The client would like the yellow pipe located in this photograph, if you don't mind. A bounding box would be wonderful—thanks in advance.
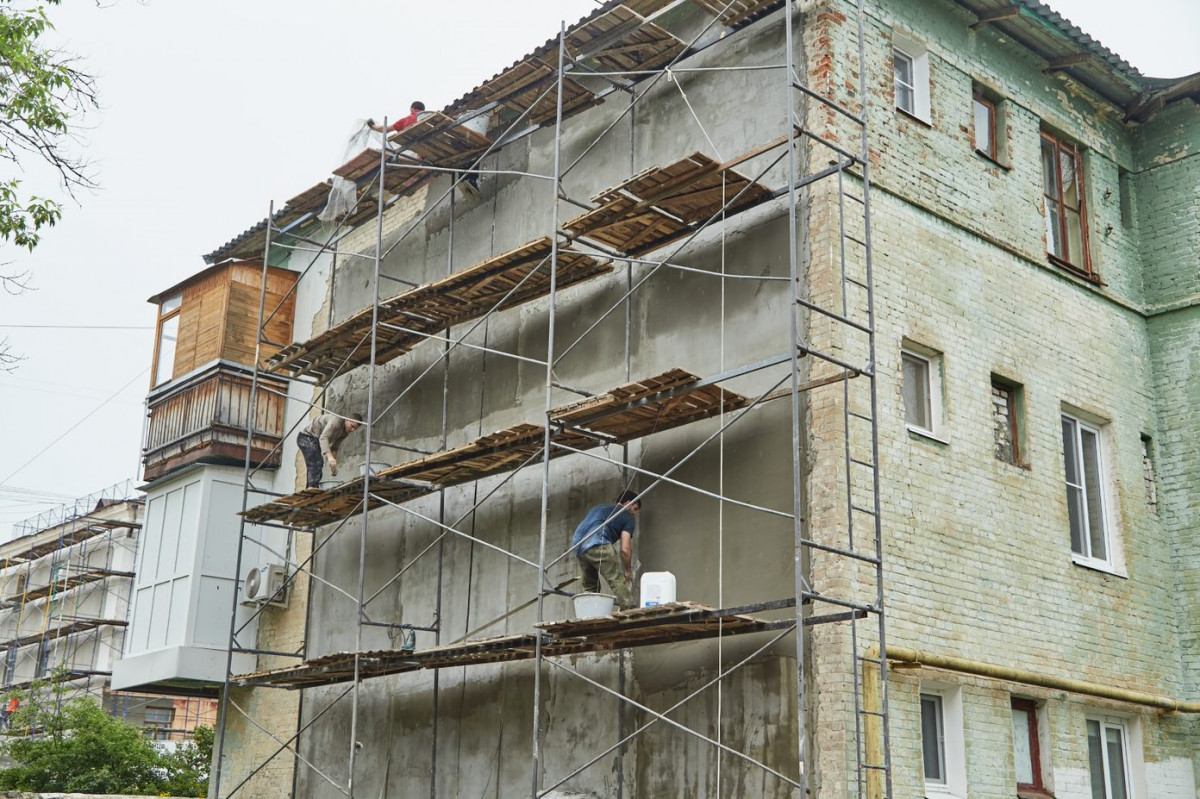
[870,645,1200,713]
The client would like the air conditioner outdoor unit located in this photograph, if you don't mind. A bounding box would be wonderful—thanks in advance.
[240,564,288,608]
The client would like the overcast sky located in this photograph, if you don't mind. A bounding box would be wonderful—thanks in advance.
[1,0,1197,538]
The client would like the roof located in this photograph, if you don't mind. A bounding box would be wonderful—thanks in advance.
[203,0,1199,263]
[948,0,1200,118]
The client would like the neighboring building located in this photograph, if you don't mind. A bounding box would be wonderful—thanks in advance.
[3,482,217,740]
[124,1,1197,798]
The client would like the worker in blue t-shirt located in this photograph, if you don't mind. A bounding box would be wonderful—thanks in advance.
[571,490,641,610]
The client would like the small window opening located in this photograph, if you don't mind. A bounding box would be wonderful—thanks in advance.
[1141,434,1157,515]
[991,376,1025,466]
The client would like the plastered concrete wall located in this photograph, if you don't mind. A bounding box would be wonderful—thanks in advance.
[290,11,809,799]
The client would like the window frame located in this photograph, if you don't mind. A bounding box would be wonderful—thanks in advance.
[919,685,967,798]
[973,94,996,160]
[892,34,931,123]
[1086,717,1135,799]
[1041,131,1092,275]
[921,692,948,787]
[1010,698,1047,796]
[991,376,1025,467]
[902,345,944,441]
[1061,412,1114,570]
[151,293,182,388]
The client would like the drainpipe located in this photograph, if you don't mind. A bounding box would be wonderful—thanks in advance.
[868,645,1200,713]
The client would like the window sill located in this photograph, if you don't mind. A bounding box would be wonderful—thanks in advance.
[925,788,965,799]
[1046,253,1105,286]
[896,106,933,127]
[1017,786,1056,799]
[907,425,949,446]
[974,149,1010,170]
[1071,554,1128,579]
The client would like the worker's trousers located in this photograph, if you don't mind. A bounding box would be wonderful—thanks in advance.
[577,544,634,610]
[297,432,324,488]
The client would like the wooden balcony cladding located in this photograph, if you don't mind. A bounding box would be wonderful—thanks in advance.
[143,363,288,481]
[159,262,298,380]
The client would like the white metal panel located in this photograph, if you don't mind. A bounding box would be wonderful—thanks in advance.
[137,491,166,587]
[195,576,238,647]
[157,484,185,578]
[147,581,171,649]
[174,481,201,574]
[168,578,190,648]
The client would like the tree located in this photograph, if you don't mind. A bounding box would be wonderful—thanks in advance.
[0,0,99,369]
[160,724,214,798]
[0,0,97,252]
[0,695,164,794]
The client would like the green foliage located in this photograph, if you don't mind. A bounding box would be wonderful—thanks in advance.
[0,676,213,797]
[159,725,214,798]
[0,0,97,251]
[0,697,164,794]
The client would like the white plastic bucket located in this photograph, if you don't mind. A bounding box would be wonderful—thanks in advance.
[360,461,390,477]
[457,111,491,137]
[572,592,615,619]
[639,571,677,608]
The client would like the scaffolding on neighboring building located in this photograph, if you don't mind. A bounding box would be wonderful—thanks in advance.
[1,480,141,712]
[217,0,891,796]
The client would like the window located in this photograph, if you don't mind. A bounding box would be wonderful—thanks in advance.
[1087,718,1132,799]
[1011,699,1047,796]
[1041,132,1090,273]
[919,686,966,796]
[973,95,996,159]
[144,705,174,741]
[921,693,947,785]
[893,34,930,122]
[2,646,16,686]
[902,345,943,438]
[991,377,1024,466]
[1118,167,1135,230]
[152,293,182,388]
[1061,413,1111,566]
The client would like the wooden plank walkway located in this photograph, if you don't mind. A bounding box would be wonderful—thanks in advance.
[233,602,775,689]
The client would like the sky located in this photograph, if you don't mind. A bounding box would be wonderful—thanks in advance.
[0,0,1197,538]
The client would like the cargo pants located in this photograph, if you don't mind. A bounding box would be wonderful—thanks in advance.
[577,543,634,610]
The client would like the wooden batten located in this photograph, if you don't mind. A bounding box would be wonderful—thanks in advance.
[164,262,298,378]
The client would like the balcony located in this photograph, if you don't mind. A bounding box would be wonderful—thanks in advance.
[142,361,287,482]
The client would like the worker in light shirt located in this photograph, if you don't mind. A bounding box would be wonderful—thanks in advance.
[368,101,425,135]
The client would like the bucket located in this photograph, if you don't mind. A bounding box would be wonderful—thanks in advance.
[572,592,615,619]
[360,461,390,477]
[457,111,491,138]
[639,571,676,608]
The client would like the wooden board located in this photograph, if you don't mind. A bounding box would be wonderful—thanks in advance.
[233,602,775,689]
[559,6,687,74]
[563,152,774,256]
[689,0,782,27]
[448,58,602,127]
[241,369,748,528]
[263,238,610,383]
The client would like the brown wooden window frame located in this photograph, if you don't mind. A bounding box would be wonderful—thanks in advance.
[1040,131,1092,277]
[151,294,182,388]
[991,376,1026,468]
[1011,698,1052,798]
[973,94,997,160]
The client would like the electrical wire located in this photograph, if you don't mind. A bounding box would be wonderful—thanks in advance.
[1,367,148,485]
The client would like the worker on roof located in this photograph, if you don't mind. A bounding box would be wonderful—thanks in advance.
[298,412,363,489]
[572,490,641,611]
[368,101,426,135]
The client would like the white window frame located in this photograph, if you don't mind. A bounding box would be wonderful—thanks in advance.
[920,684,967,798]
[892,33,931,123]
[902,344,945,441]
[1061,412,1121,574]
[1086,715,1145,799]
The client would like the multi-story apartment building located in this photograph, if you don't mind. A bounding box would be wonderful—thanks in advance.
[111,0,1198,797]
[3,482,218,741]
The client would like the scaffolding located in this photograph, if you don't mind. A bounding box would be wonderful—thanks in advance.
[1,480,141,713]
[217,0,890,796]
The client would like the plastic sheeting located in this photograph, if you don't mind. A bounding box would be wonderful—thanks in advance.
[318,119,387,223]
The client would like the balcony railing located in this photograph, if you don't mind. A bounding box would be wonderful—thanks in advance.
[143,361,287,481]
